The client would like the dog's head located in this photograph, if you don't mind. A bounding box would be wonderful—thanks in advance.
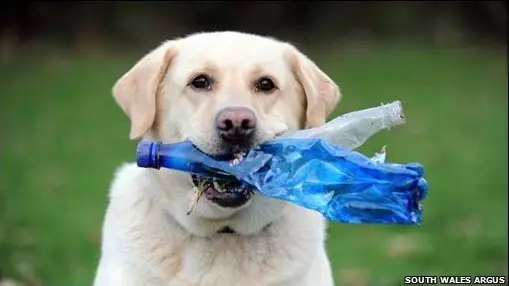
[113,31,341,236]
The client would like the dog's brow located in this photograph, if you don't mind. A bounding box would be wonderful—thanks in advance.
[249,65,264,76]
[187,61,219,80]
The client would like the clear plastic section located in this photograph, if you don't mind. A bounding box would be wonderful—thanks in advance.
[282,101,405,150]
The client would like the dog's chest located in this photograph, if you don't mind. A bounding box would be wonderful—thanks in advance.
[139,232,311,286]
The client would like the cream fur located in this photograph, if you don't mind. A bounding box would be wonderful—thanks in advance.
[94,31,340,286]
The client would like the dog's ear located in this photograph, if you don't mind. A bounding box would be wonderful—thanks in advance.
[285,45,341,128]
[113,41,178,139]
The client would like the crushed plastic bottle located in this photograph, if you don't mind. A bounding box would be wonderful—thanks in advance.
[135,101,428,224]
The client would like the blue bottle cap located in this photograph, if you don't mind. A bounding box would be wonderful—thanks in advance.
[136,141,161,169]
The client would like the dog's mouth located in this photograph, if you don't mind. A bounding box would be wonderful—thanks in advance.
[191,175,254,208]
[186,135,282,211]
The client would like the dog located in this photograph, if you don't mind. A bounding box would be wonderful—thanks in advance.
[93,31,341,286]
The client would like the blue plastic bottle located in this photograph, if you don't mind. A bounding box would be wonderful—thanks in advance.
[136,101,428,224]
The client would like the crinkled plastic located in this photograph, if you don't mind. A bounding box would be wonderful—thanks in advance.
[136,138,428,224]
[284,101,406,150]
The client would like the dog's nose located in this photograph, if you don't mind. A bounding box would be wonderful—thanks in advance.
[216,107,256,143]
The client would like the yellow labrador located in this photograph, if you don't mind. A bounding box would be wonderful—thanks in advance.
[94,31,341,286]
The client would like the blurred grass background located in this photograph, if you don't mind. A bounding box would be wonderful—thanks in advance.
[0,2,507,286]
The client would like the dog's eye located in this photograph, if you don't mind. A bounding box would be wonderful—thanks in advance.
[190,74,212,90]
[255,77,277,93]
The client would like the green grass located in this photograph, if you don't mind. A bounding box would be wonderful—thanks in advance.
[1,45,507,286]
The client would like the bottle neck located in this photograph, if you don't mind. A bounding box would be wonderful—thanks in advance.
[379,101,405,130]
[137,141,163,169]
[137,140,237,180]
